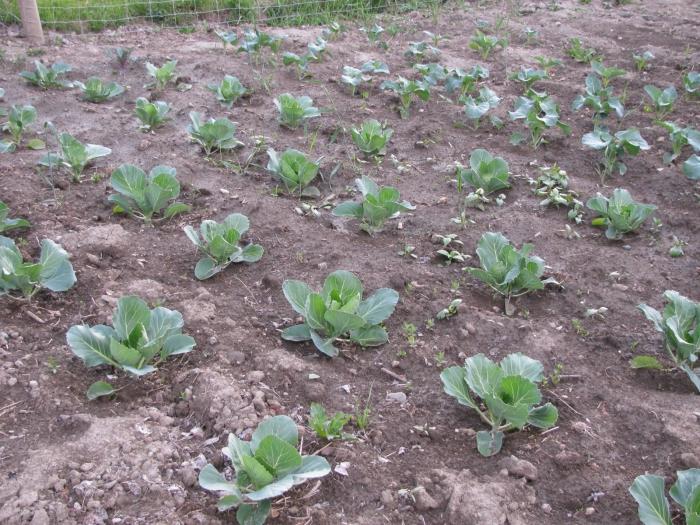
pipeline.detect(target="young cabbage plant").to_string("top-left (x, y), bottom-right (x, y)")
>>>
top-left (636, 290), bottom-right (700, 393)
top-left (510, 67), bottom-right (547, 91)
top-left (581, 127), bottom-right (649, 180)
top-left (0, 236), bottom-right (75, 298)
top-left (214, 30), bottom-right (238, 51)
top-left (274, 93), bottom-right (321, 129)
top-left (456, 148), bottom-right (510, 195)
top-left (38, 132), bottom-right (111, 182)
top-left (282, 52), bottom-right (314, 80)
top-left (281, 270), bottom-right (399, 357)
top-left (534, 56), bottom-right (562, 74)
top-left (0, 201), bottom-right (30, 233)
top-left (110, 47), bottom-right (132, 67)
top-left (509, 89), bottom-right (570, 148)
top-left (445, 65), bottom-right (489, 96)
top-left (19, 61), bottom-right (73, 89)
top-left (307, 36), bottom-right (328, 61)
top-left (341, 66), bottom-right (371, 96)
top-left (184, 213), bottom-right (263, 280)
top-left (530, 164), bottom-right (583, 223)
top-left (309, 403), bottom-right (352, 441)
top-left (266, 148), bottom-right (320, 198)
top-left (644, 84), bottom-right (678, 118)
top-left (0, 104), bottom-right (38, 153)
top-left (463, 87), bottom-right (500, 129)
top-left (238, 28), bottom-right (283, 62)
top-left (109, 164), bottom-right (190, 222)
top-left (187, 112), bottom-right (243, 156)
top-left (586, 188), bottom-right (656, 240)
top-left (660, 122), bottom-right (700, 164)
top-left (321, 21), bottom-right (343, 40)
top-left (75, 77), bottom-right (124, 103)
top-left (684, 72), bottom-right (700, 98)
top-left (207, 75), bottom-right (246, 108)
top-left (66, 295), bottom-right (195, 397)
top-left (572, 73), bottom-right (625, 121)
top-left (469, 30), bottom-right (505, 59)
top-left (198, 416), bottom-right (331, 524)
top-left (380, 77), bottom-right (430, 119)
top-left (415, 63), bottom-right (448, 86)
top-left (441, 353), bottom-right (558, 456)
top-left (590, 60), bottom-right (625, 87)
top-left (134, 97), bottom-right (171, 132)
top-left (404, 41), bottom-right (440, 62)
top-left (630, 468), bottom-right (700, 525)
top-left (350, 119), bottom-right (393, 157)
top-left (632, 50), bottom-right (654, 72)
top-left (360, 59), bottom-right (390, 75)
top-left (333, 176), bottom-right (414, 235)
top-left (466, 232), bottom-right (557, 314)
top-left (145, 60), bottom-right (177, 91)
top-left (567, 38), bottom-right (598, 63)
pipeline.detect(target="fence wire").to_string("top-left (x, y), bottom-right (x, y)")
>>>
top-left (0, 0), bottom-right (427, 32)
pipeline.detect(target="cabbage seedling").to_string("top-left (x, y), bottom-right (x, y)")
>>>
top-left (282, 52), bottom-right (314, 80)
top-left (214, 30), bottom-right (238, 51)
top-left (321, 21), bottom-right (343, 40)
top-left (441, 353), bottom-right (558, 456)
top-left (238, 28), bottom-right (283, 62)
top-left (586, 188), bottom-right (656, 240)
top-left (145, 60), bottom-right (177, 90)
top-left (109, 164), bottom-right (190, 222)
top-left (184, 213), bottom-right (263, 280)
top-left (534, 56), bottom-right (562, 74)
top-left (360, 60), bottom-right (390, 75)
top-left (590, 60), bottom-right (625, 87)
top-left (19, 61), bottom-right (73, 89)
top-left (404, 41), bottom-right (440, 62)
top-left (187, 112), bottom-right (243, 156)
top-left (530, 165), bottom-right (583, 223)
top-left (572, 73), bottom-right (625, 121)
top-left (630, 468), bottom-right (700, 525)
top-left (567, 38), bottom-right (598, 63)
top-left (581, 127), bottom-right (649, 180)
top-left (75, 77), bottom-right (124, 103)
top-left (636, 291), bottom-right (700, 392)
top-left (341, 66), bottom-right (371, 96)
top-left (274, 93), bottom-right (320, 129)
top-left (684, 155), bottom-right (700, 180)
top-left (266, 148), bottom-right (320, 198)
top-left (509, 89), bottom-right (570, 148)
top-left (307, 36), bottom-right (328, 61)
top-left (466, 232), bottom-right (557, 314)
top-left (445, 65), bottom-right (489, 96)
top-left (38, 133), bottom-right (111, 182)
top-left (684, 72), bottom-right (700, 98)
top-left (198, 416), bottom-right (330, 524)
top-left (333, 175), bottom-right (414, 234)
top-left (414, 63), bottom-right (448, 86)
top-left (660, 122), bottom-right (700, 164)
top-left (0, 201), bottom-right (30, 233)
top-left (0, 104), bottom-right (37, 153)
top-left (456, 148), bottom-right (509, 195)
top-left (362, 23), bottom-right (384, 44)
top-left (510, 67), bottom-right (547, 91)
top-left (380, 77), bottom-right (430, 119)
top-left (350, 119), bottom-right (393, 157)
top-left (110, 47), bottom-right (132, 67)
top-left (643, 84), bottom-right (677, 118)
top-left (207, 75), bottom-right (246, 108)
top-left (309, 403), bottom-right (352, 441)
top-left (0, 236), bottom-right (75, 298)
top-left (281, 270), bottom-right (399, 357)
top-left (134, 97), bottom-right (171, 132)
top-left (66, 295), bottom-right (195, 396)
top-left (463, 87), bottom-right (500, 129)
top-left (469, 30), bottom-right (505, 59)
top-left (632, 50), bottom-right (654, 72)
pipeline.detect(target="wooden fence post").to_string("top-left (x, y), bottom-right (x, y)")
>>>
top-left (18, 0), bottom-right (44, 45)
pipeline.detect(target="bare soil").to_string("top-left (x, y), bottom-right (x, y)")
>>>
top-left (1, 0), bottom-right (699, 524)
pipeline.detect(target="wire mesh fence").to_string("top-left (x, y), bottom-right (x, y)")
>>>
top-left (0, 0), bottom-right (428, 32)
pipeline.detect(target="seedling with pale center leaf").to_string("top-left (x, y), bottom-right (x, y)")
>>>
top-left (669, 236), bottom-right (686, 258)
top-left (108, 164), bottom-right (190, 222)
top-left (660, 122), bottom-right (700, 164)
top-left (567, 38), bottom-right (599, 63)
top-left (38, 132), bottom-right (111, 182)
top-left (198, 416), bottom-right (331, 524)
top-left (187, 112), bottom-right (243, 156)
top-left (572, 73), bottom-right (625, 121)
top-left (281, 270), bottom-right (399, 357)
top-left (184, 213), bottom-right (263, 280)
top-left (266, 148), bottom-right (320, 198)
top-left (333, 175), bottom-right (414, 235)
top-left (134, 97), bottom-right (170, 132)
top-left (307, 36), bottom-right (328, 61)
top-left (110, 47), bottom-right (132, 67)
top-left (351, 119), bottom-right (393, 157)
top-left (282, 52), bottom-right (314, 80)
top-left (321, 22), bottom-right (343, 40)
top-left (19, 61), bottom-right (73, 89)
top-left (66, 295), bottom-right (195, 397)
top-left (466, 232), bottom-right (557, 314)
top-left (469, 30), bottom-right (506, 59)
top-left (238, 28), bottom-right (283, 62)
top-left (0, 201), bottom-right (30, 233)
top-left (436, 298), bottom-right (462, 320)
top-left (404, 41), bottom-right (440, 62)
top-left (341, 66), bottom-right (371, 96)
top-left (530, 164), bottom-right (583, 223)
top-left (415, 63), bottom-right (448, 86)
top-left (462, 87), bottom-right (500, 129)
top-left (146, 60), bottom-right (177, 91)
top-left (581, 127), bottom-right (649, 180)
top-left (214, 30), bottom-right (238, 51)
top-left (207, 75), bottom-right (246, 108)
top-left (630, 468), bottom-right (700, 525)
top-left (509, 89), bottom-right (570, 148)
top-left (534, 56), bottom-right (562, 74)
top-left (362, 24), bottom-right (384, 45)
top-left (360, 60), bottom-right (390, 75)
top-left (309, 403), bottom-right (352, 441)
top-left (380, 77), bottom-right (430, 119)
top-left (644, 84), bottom-right (677, 118)
top-left (0, 104), bottom-right (38, 153)
top-left (0, 236), bottom-right (75, 298)
top-left (75, 77), bottom-right (124, 103)
top-left (274, 93), bottom-right (320, 129)
top-left (445, 65), bottom-right (489, 96)
top-left (510, 67), bottom-right (547, 91)
top-left (590, 61), bottom-right (625, 87)
top-left (456, 148), bottom-right (510, 195)
top-left (523, 27), bottom-right (538, 45)
top-left (441, 353), bottom-right (558, 456)
top-left (684, 72), bottom-right (700, 98)
top-left (633, 51), bottom-right (654, 72)
top-left (586, 188), bottom-right (656, 240)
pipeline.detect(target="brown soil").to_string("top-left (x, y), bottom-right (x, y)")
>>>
top-left (1, 0), bottom-right (699, 524)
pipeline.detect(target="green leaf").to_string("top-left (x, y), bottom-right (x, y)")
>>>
top-left (629, 475), bottom-right (672, 525)
top-left (241, 455), bottom-right (274, 488)
top-left (251, 415), bottom-right (299, 451)
top-left (630, 355), bottom-right (664, 370)
top-left (245, 475), bottom-right (295, 501)
top-left (281, 323), bottom-right (312, 341)
top-left (463, 354), bottom-right (503, 398)
top-left (499, 352), bottom-right (544, 382)
top-left (349, 325), bottom-right (388, 346)
top-left (476, 430), bottom-right (503, 457)
top-left (66, 324), bottom-right (115, 368)
top-left (324, 310), bottom-right (366, 336)
top-left (198, 464), bottom-right (242, 497)
top-left (237, 243), bottom-right (264, 263)
top-left (86, 380), bottom-right (115, 400)
top-left (684, 155), bottom-right (700, 180)
top-left (282, 279), bottom-right (312, 316)
top-left (356, 288), bottom-right (399, 324)
top-left (527, 403), bottom-right (558, 428)
top-left (333, 200), bottom-right (364, 218)
top-left (164, 202), bottom-right (190, 218)
top-left (113, 296), bottom-right (150, 341)
top-left (194, 257), bottom-right (222, 280)
top-left (322, 270), bottom-right (363, 304)
top-left (109, 338), bottom-right (142, 368)
top-left (440, 366), bottom-right (478, 410)
top-left (670, 469), bottom-right (700, 507)
top-left (254, 435), bottom-right (302, 476)
top-left (38, 239), bottom-right (76, 292)
top-left (236, 502), bottom-right (271, 525)
top-left (161, 334), bottom-right (195, 357)
top-left (26, 138), bottom-right (45, 150)
top-left (310, 329), bottom-right (339, 357)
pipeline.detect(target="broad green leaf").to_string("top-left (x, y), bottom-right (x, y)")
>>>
top-left (162, 334), bottom-right (195, 357)
top-left (527, 403), bottom-right (558, 428)
top-left (282, 279), bottom-right (312, 315)
top-left (356, 288), bottom-right (399, 324)
top-left (322, 270), bottom-right (363, 304)
top-left (113, 296), bottom-right (150, 341)
top-left (241, 455), bottom-right (274, 489)
top-left (476, 429), bottom-right (504, 457)
top-left (281, 323), bottom-right (311, 341)
top-left (324, 310), bottom-right (366, 336)
top-left (310, 329), bottom-right (339, 357)
top-left (164, 202), bottom-right (190, 218)
top-left (500, 352), bottom-right (544, 382)
top-left (245, 475), bottom-right (295, 501)
top-left (109, 338), bottom-right (142, 368)
top-left (236, 502), bottom-right (271, 525)
top-left (237, 243), bottom-right (264, 263)
top-left (254, 435), bottom-right (302, 476)
top-left (464, 354), bottom-right (503, 398)
top-left (670, 469), bottom-right (700, 507)
top-left (198, 464), bottom-right (242, 497)
top-left (630, 355), bottom-right (664, 370)
top-left (349, 325), bottom-right (388, 346)
top-left (251, 415), bottom-right (299, 451)
top-left (86, 380), bottom-right (115, 400)
top-left (291, 454), bottom-right (331, 482)
top-left (629, 475), bottom-right (672, 525)
top-left (26, 138), bottom-right (45, 150)
top-left (333, 201), bottom-right (364, 218)
top-left (38, 239), bottom-right (76, 292)
top-left (194, 257), bottom-right (222, 280)
top-left (66, 324), bottom-right (115, 367)
top-left (440, 366), bottom-right (478, 409)
top-left (684, 155), bottom-right (700, 181)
